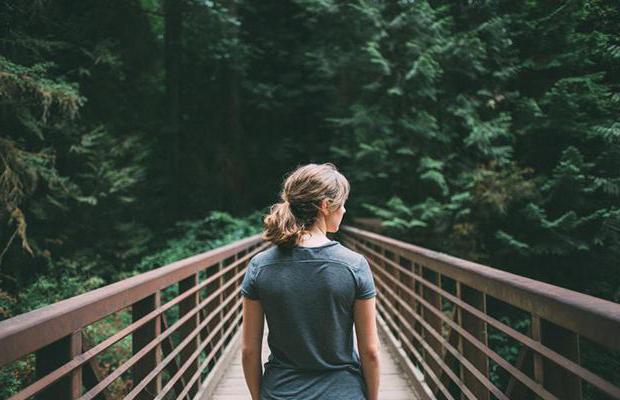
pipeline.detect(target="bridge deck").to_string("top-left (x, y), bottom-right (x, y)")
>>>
top-left (206, 324), bottom-right (420, 400)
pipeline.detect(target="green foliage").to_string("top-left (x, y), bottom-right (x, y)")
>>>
top-left (136, 209), bottom-right (264, 274)
top-left (0, 354), bottom-right (35, 400)
top-left (0, 50), bottom-right (87, 262)
top-left (0, 55), bottom-right (85, 125)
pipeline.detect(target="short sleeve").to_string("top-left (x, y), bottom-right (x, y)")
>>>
top-left (355, 256), bottom-right (376, 299)
top-left (240, 258), bottom-right (260, 300)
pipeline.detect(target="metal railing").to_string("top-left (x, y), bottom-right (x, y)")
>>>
top-left (0, 234), bottom-right (268, 400)
top-left (2, 225), bottom-right (619, 400)
top-left (340, 225), bottom-right (620, 400)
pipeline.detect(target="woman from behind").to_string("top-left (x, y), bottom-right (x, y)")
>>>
top-left (240, 162), bottom-right (380, 400)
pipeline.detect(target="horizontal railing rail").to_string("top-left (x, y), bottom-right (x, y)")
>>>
top-left (340, 224), bottom-right (620, 400)
top-left (0, 234), bottom-right (269, 400)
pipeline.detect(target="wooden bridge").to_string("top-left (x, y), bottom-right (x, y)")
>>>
top-left (1, 225), bottom-right (619, 400)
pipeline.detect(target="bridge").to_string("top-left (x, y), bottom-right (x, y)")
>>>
top-left (0, 225), bottom-right (619, 400)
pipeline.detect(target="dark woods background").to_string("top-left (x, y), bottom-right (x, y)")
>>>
top-left (1, 0), bottom-right (619, 396)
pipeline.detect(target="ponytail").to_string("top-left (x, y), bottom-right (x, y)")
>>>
top-left (262, 200), bottom-right (307, 248)
top-left (261, 162), bottom-right (349, 248)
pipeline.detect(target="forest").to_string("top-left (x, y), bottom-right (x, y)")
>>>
top-left (1, 0), bottom-right (618, 398)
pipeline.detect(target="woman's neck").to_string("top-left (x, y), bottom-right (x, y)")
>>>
top-left (297, 227), bottom-right (329, 247)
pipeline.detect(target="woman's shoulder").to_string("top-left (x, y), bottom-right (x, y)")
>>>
top-left (321, 241), bottom-right (368, 271)
top-left (248, 245), bottom-right (279, 268)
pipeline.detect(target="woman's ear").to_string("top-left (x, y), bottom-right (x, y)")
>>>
top-left (320, 198), bottom-right (330, 216)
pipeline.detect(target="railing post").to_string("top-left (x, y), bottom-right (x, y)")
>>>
top-left (541, 317), bottom-right (582, 399)
top-left (393, 250), bottom-right (403, 343)
top-left (413, 262), bottom-right (424, 353)
top-left (132, 292), bottom-right (161, 400)
top-left (422, 266), bottom-right (442, 397)
top-left (179, 273), bottom-right (200, 397)
top-left (459, 284), bottom-right (489, 400)
top-left (399, 253), bottom-right (419, 365)
top-left (219, 259), bottom-right (225, 348)
top-left (81, 333), bottom-right (109, 400)
top-left (455, 282), bottom-right (465, 400)
top-left (232, 252), bottom-right (241, 339)
top-left (35, 330), bottom-right (82, 400)
top-left (379, 246), bottom-right (400, 341)
top-left (201, 261), bottom-right (221, 370)
top-left (222, 257), bottom-right (233, 323)
top-left (439, 273), bottom-right (462, 398)
top-left (530, 314), bottom-right (545, 390)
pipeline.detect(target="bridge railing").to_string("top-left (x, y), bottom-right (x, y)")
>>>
top-left (341, 225), bottom-right (620, 400)
top-left (0, 234), bottom-right (268, 400)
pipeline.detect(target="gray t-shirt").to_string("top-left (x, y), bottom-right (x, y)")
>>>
top-left (240, 239), bottom-right (377, 400)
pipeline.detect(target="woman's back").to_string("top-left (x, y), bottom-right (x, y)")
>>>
top-left (240, 239), bottom-right (376, 399)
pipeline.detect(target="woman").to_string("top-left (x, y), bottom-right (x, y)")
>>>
top-left (240, 162), bottom-right (380, 400)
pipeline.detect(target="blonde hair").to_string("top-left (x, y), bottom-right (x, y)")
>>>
top-left (262, 162), bottom-right (350, 248)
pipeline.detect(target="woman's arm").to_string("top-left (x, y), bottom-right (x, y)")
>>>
top-left (354, 297), bottom-right (380, 400)
top-left (241, 297), bottom-right (265, 400)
